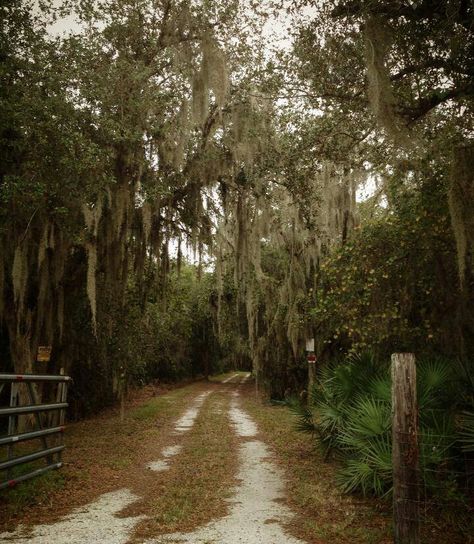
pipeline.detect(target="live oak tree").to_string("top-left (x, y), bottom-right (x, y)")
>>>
top-left (0, 0), bottom-right (271, 406)
top-left (278, 0), bottom-right (474, 362)
top-left (1, 0), bottom-right (473, 411)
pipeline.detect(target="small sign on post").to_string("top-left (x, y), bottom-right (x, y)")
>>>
top-left (306, 337), bottom-right (316, 364)
top-left (37, 346), bottom-right (52, 363)
top-left (307, 352), bottom-right (316, 363)
top-left (306, 338), bottom-right (316, 396)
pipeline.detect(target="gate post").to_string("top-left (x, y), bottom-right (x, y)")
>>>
top-left (391, 353), bottom-right (420, 544)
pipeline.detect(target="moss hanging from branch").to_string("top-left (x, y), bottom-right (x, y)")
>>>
top-left (214, 154), bottom-right (361, 381)
top-left (175, 98), bottom-right (190, 168)
top-left (36, 255), bottom-right (50, 342)
top-left (448, 145), bottom-right (474, 285)
top-left (57, 284), bottom-right (65, 341)
top-left (82, 197), bottom-right (103, 238)
top-left (82, 198), bottom-right (103, 335)
top-left (0, 242), bottom-right (4, 322)
top-left (201, 35), bottom-right (228, 108)
top-left (192, 33), bottom-right (229, 126)
top-left (85, 241), bottom-right (98, 336)
top-left (317, 162), bottom-right (360, 248)
top-left (114, 184), bottom-right (130, 238)
top-left (158, 99), bottom-right (191, 169)
top-left (12, 243), bottom-right (28, 316)
top-left (37, 223), bottom-right (49, 271)
top-left (192, 70), bottom-right (209, 126)
top-left (142, 202), bottom-right (152, 245)
top-left (364, 16), bottom-right (410, 146)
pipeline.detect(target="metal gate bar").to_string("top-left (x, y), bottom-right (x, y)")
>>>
top-left (0, 463), bottom-right (63, 491)
top-left (0, 373), bottom-right (71, 490)
top-left (0, 426), bottom-right (64, 446)
top-left (0, 403), bottom-right (68, 416)
top-left (0, 374), bottom-right (71, 382)
top-left (0, 445), bottom-right (65, 471)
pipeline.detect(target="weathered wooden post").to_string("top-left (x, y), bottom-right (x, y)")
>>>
top-left (391, 353), bottom-right (420, 544)
top-left (306, 337), bottom-right (316, 398)
top-left (119, 365), bottom-right (126, 422)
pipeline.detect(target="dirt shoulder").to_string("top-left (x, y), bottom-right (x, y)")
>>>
top-left (239, 383), bottom-right (392, 544)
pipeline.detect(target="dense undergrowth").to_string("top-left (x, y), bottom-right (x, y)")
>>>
top-left (291, 353), bottom-right (474, 510)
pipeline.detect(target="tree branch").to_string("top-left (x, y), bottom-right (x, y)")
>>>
top-left (402, 82), bottom-right (474, 123)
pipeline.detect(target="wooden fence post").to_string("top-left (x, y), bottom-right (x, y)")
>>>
top-left (306, 337), bottom-right (316, 401)
top-left (391, 353), bottom-right (420, 544)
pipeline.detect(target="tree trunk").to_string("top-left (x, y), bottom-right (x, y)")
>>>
top-left (7, 319), bottom-right (36, 431)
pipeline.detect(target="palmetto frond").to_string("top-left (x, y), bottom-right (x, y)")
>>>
top-left (288, 399), bottom-right (317, 435)
top-left (292, 352), bottom-right (471, 497)
top-left (417, 357), bottom-right (453, 410)
top-left (458, 411), bottom-right (474, 452)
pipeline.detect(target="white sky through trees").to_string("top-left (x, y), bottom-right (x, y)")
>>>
top-left (36, 0), bottom-right (374, 268)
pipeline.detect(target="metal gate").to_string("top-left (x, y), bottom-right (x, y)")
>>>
top-left (0, 373), bottom-right (71, 490)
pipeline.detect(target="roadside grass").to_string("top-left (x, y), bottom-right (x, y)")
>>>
top-left (130, 385), bottom-right (194, 421)
top-left (240, 384), bottom-right (392, 544)
top-left (1, 463), bottom-right (66, 510)
top-left (0, 381), bottom-right (210, 531)
top-left (126, 389), bottom-right (238, 542)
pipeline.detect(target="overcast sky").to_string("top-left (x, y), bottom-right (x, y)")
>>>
top-left (42, 0), bottom-right (312, 48)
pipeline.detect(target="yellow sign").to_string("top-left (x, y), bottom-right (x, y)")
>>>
top-left (37, 346), bottom-right (52, 362)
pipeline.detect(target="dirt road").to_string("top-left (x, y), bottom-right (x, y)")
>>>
top-left (0, 373), bottom-right (306, 544)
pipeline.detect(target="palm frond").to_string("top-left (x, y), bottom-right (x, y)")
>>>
top-left (458, 411), bottom-right (474, 452)
top-left (369, 375), bottom-right (391, 402)
top-left (417, 357), bottom-right (453, 410)
top-left (288, 400), bottom-right (317, 434)
top-left (345, 397), bottom-right (391, 437)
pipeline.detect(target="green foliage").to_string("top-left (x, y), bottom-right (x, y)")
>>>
top-left (0, 0), bottom-right (261, 416)
top-left (288, 398), bottom-right (316, 435)
top-left (0, 465), bottom-right (65, 511)
top-left (336, 438), bottom-right (392, 497)
top-left (1, 0), bottom-right (473, 436)
top-left (294, 353), bottom-right (473, 498)
top-left (310, 176), bottom-right (465, 360)
top-left (66, 263), bottom-right (225, 418)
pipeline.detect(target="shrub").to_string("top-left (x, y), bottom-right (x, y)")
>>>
top-left (293, 353), bottom-right (473, 498)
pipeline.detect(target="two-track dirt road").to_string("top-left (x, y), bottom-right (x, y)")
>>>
top-left (0, 373), bottom-right (306, 544)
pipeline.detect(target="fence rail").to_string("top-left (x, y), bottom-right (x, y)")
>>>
top-left (0, 426), bottom-right (65, 446)
top-left (0, 374), bottom-right (71, 382)
top-left (0, 403), bottom-right (68, 416)
top-left (0, 373), bottom-right (70, 491)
